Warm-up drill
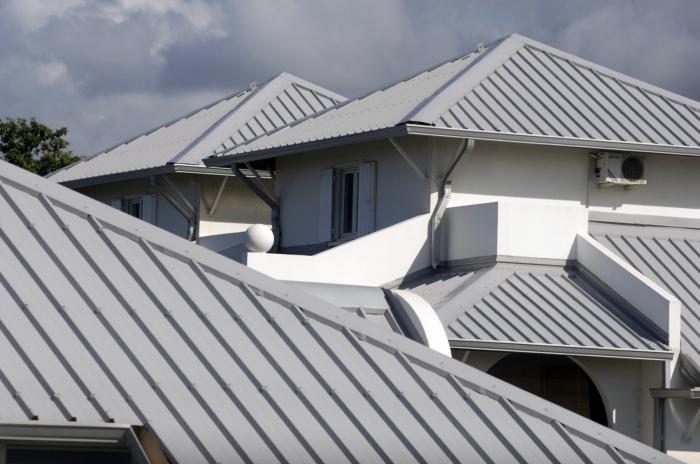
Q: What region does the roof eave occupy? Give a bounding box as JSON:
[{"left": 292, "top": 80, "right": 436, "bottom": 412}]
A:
[
  {"left": 204, "top": 125, "right": 410, "bottom": 166},
  {"left": 449, "top": 339, "right": 673, "bottom": 361},
  {"left": 205, "top": 123, "right": 700, "bottom": 167},
  {"left": 406, "top": 125, "right": 700, "bottom": 157},
  {"left": 58, "top": 165, "right": 236, "bottom": 189}
]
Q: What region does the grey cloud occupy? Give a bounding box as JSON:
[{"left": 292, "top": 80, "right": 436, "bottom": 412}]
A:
[{"left": 0, "top": 0, "right": 697, "bottom": 156}]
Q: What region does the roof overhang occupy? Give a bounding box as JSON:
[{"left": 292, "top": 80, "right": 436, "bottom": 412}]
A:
[
  {"left": 58, "top": 164, "right": 268, "bottom": 189},
  {"left": 205, "top": 123, "right": 700, "bottom": 167},
  {"left": 0, "top": 421, "right": 148, "bottom": 463},
  {"left": 450, "top": 339, "right": 674, "bottom": 361}
]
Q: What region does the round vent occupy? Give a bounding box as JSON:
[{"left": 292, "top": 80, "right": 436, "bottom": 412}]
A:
[{"left": 621, "top": 156, "right": 644, "bottom": 180}]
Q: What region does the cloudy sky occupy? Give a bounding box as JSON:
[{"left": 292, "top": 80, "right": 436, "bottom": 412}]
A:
[{"left": 1, "top": 0, "right": 698, "bottom": 156}]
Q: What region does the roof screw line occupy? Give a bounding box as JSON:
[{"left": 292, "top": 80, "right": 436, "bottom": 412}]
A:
[
  {"left": 259, "top": 385, "right": 268, "bottom": 393},
  {"left": 328, "top": 388, "right": 335, "bottom": 396}
]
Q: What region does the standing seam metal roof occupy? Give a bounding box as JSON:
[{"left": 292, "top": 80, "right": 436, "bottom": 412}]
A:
[
  {"left": 591, "top": 221, "right": 700, "bottom": 383},
  {"left": 48, "top": 73, "right": 344, "bottom": 184},
  {"left": 0, "top": 160, "right": 677, "bottom": 463},
  {"left": 209, "top": 33, "right": 700, "bottom": 161},
  {"left": 401, "top": 262, "right": 669, "bottom": 359}
]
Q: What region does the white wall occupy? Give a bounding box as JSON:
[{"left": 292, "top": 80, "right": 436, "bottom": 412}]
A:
[
  {"left": 275, "top": 137, "right": 432, "bottom": 248},
  {"left": 78, "top": 175, "right": 191, "bottom": 238},
  {"left": 457, "top": 350, "right": 662, "bottom": 445},
  {"left": 197, "top": 175, "right": 271, "bottom": 253},
  {"left": 449, "top": 141, "right": 700, "bottom": 219}
]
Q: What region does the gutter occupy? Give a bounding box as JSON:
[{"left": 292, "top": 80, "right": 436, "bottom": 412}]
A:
[
  {"left": 450, "top": 339, "right": 674, "bottom": 361},
  {"left": 59, "top": 165, "right": 239, "bottom": 189},
  {"left": 204, "top": 123, "right": 700, "bottom": 167}
]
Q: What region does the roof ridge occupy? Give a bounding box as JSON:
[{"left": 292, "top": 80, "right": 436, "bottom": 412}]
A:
[
  {"left": 78, "top": 87, "right": 255, "bottom": 164},
  {"left": 400, "top": 35, "right": 523, "bottom": 124},
  {"left": 177, "top": 72, "right": 346, "bottom": 163},
  {"left": 210, "top": 41, "right": 494, "bottom": 160},
  {"left": 168, "top": 73, "right": 284, "bottom": 165}
]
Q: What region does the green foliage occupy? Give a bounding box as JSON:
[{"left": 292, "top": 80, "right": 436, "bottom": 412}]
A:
[{"left": 0, "top": 117, "right": 81, "bottom": 176}]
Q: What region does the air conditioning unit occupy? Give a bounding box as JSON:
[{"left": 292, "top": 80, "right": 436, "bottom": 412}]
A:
[{"left": 594, "top": 152, "right": 647, "bottom": 186}]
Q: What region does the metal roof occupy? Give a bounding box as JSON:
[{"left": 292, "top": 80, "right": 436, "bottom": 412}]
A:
[
  {"left": 207, "top": 33, "right": 700, "bottom": 165},
  {"left": 48, "top": 73, "right": 344, "bottom": 185},
  {"left": 401, "top": 262, "right": 671, "bottom": 360},
  {"left": 591, "top": 219, "right": 700, "bottom": 383},
  {"left": 0, "top": 160, "right": 676, "bottom": 463}
]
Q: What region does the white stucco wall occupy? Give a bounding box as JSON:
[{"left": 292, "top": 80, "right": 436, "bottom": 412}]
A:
[
  {"left": 457, "top": 350, "right": 663, "bottom": 446},
  {"left": 449, "top": 141, "right": 700, "bottom": 219},
  {"left": 78, "top": 175, "right": 192, "bottom": 238},
  {"left": 275, "top": 137, "right": 432, "bottom": 248},
  {"left": 197, "top": 175, "right": 271, "bottom": 253}
]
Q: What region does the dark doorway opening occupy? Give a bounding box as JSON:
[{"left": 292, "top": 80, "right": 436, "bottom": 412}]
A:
[{"left": 488, "top": 353, "right": 608, "bottom": 426}]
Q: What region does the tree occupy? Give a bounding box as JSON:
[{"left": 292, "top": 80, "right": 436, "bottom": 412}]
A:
[{"left": 0, "top": 117, "right": 81, "bottom": 176}]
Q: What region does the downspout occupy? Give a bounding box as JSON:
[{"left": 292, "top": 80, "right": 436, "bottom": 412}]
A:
[
  {"left": 231, "top": 164, "right": 281, "bottom": 252},
  {"left": 429, "top": 138, "right": 474, "bottom": 269}
]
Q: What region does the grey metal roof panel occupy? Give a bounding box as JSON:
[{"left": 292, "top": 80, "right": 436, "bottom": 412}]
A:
[
  {"left": 49, "top": 73, "right": 344, "bottom": 184},
  {"left": 401, "top": 262, "right": 670, "bottom": 359},
  {"left": 209, "top": 33, "right": 700, "bottom": 163},
  {"left": 0, "top": 160, "right": 676, "bottom": 463},
  {"left": 590, "top": 220, "right": 700, "bottom": 383}
]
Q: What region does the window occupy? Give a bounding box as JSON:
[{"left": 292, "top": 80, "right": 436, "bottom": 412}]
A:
[
  {"left": 126, "top": 197, "right": 143, "bottom": 219},
  {"left": 319, "top": 162, "right": 375, "bottom": 242},
  {"left": 111, "top": 194, "right": 156, "bottom": 224},
  {"left": 336, "top": 167, "right": 359, "bottom": 237}
]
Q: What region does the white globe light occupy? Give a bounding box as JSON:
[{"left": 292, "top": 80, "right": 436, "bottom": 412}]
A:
[{"left": 244, "top": 224, "right": 274, "bottom": 253}]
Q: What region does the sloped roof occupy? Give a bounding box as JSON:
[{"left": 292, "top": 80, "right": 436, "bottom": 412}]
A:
[
  {"left": 401, "top": 262, "right": 670, "bottom": 360},
  {"left": 0, "top": 160, "right": 676, "bottom": 463},
  {"left": 207, "top": 33, "right": 700, "bottom": 165},
  {"left": 591, "top": 218, "right": 700, "bottom": 384},
  {"left": 49, "top": 73, "right": 344, "bottom": 186}
]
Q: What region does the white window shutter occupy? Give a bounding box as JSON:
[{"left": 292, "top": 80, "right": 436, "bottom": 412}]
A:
[
  {"left": 111, "top": 198, "right": 122, "bottom": 211},
  {"left": 142, "top": 194, "right": 156, "bottom": 224},
  {"left": 357, "top": 161, "right": 376, "bottom": 235},
  {"left": 318, "top": 168, "right": 333, "bottom": 242}
]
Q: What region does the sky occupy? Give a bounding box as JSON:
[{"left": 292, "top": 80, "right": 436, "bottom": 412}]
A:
[{"left": 1, "top": 0, "right": 698, "bottom": 156}]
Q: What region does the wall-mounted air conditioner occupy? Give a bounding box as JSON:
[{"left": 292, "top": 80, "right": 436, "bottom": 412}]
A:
[{"left": 594, "top": 152, "right": 647, "bottom": 186}]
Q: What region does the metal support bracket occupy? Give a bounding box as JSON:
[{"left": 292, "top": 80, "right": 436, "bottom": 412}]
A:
[
  {"left": 389, "top": 138, "right": 428, "bottom": 183},
  {"left": 232, "top": 164, "right": 281, "bottom": 252},
  {"left": 207, "top": 176, "right": 228, "bottom": 216},
  {"left": 150, "top": 176, "right": 197, "bottom": 241},
  {"left": 685, "top": 406, "right": 700, "bottom": 442}
]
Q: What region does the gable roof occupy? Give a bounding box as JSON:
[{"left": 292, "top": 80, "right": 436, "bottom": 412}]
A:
[
  {"left": 206, "top": 33, "right": 700, "bottom": 166},
  {"left": 49, "top": 73, "right": 345, "bottom": 187},
  {"left": 590, "top": 217, "right": 700, "bottom": 384},
  {"left": 0, "top": 159, "right": 676, "bottom": 463},
  {"left": 400, "top": 261, "right": 670, "bottom": 361}
]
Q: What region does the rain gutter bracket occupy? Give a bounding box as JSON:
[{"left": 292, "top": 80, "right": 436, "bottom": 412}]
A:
[{"left": 232, "top": 164, "right": 281, "bottom": 252}]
